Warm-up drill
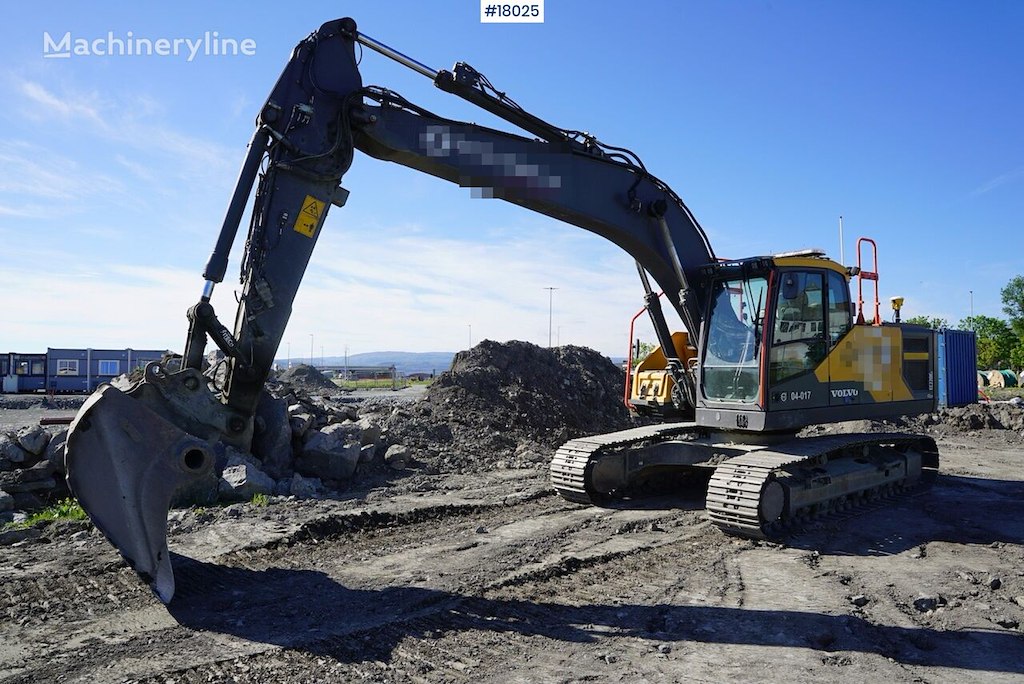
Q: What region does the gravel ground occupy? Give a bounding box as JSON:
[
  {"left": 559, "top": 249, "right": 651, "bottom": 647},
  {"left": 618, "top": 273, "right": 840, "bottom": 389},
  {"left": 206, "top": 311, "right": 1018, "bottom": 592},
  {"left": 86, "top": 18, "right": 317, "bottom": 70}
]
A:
[{"left": 1, "top": 420, "right": 1022, "bottom": 682}]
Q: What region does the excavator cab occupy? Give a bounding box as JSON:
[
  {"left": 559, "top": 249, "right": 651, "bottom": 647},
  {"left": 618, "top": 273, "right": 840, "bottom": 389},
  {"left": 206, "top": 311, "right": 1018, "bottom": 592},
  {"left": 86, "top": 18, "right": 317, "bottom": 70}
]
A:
[{"left": 694, "top": 250, "right": 936, "bottom": 433}]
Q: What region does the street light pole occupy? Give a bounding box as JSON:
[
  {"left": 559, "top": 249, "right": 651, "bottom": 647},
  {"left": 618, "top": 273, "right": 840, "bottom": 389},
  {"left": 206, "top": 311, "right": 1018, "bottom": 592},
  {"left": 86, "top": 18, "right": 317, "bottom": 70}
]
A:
[
  {"left": 545, "top": 287, "right": 558, "bottom": 348},
  {"left": 309, "top": 334, "right": 314, "bottom": 367},
  {"left": 468, "top": 324, "right": 472, "bottom": 349},
  {"left": 287, "top": 342, "right": 291, "bottom": 369}
]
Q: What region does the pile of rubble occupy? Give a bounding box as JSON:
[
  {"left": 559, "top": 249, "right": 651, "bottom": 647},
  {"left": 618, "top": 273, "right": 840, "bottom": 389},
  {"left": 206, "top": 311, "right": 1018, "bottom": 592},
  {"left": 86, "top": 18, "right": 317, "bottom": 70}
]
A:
[
  {"left": 0, "top": 426, "right": 69, "bottom": 516},
  {"left": 1, "top": 342, "right": 632, "bottom": 520},
  {"left": 381, "top": 340, "right": 633, "bottom": 473}
]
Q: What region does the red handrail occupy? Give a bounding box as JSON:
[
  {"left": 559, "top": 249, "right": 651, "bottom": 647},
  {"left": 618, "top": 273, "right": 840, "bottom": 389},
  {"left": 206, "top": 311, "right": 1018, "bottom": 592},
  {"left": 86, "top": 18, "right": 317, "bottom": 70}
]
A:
[
  {"left": 856, "top": 237, "right": 881, "bottom": 326},
  {"left": 623, "top": 293, "right": 664, "bottom": 409}
]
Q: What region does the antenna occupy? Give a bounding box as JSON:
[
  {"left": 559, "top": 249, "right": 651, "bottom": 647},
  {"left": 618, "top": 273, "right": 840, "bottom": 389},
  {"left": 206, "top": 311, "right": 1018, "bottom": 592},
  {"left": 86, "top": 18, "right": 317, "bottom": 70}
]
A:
[{"left": 839, "top": 215, "right": 845, "bottom": 265}]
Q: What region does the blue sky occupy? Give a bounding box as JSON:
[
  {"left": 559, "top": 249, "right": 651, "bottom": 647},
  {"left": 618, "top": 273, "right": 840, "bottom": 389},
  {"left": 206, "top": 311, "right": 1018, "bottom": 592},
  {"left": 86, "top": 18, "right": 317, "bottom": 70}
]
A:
[{"left": 2, "top": 1, "right": 1021, "bottom": 358}]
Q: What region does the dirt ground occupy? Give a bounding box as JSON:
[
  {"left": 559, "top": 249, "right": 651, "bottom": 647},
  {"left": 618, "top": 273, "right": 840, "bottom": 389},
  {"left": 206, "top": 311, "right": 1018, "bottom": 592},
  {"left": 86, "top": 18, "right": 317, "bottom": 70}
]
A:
[{"left": 1, "top": 420, "right": 1023, "bottom": 683}]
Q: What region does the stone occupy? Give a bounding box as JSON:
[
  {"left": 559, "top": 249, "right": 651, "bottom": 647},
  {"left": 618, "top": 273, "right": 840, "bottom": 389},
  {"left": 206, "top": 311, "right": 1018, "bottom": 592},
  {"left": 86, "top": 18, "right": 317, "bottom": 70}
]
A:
[
  {"left": 384, "top": 444, "right": 411, "bottom": 471},
  {"left": 295, "top": 431, "right": 361, "bottom": 481},
  {"left": 289, "top": 473, "right": 324, "bottom": 499},
  {"left": 357, "top": 416, "right": 382, "bottom": 447},
  {"left": 849, "top": 595, "right": 870, "bottom": 608},
  {"left": 252, "top": 393, "right": 293, "bottom": 479},
  {"left": 321, "top": 422, "right": 362, "bottom": 443},
  {"left": 0, "top": 435, "right": 31, "bottom": 464},
  {"left": 0, "top": 490, "right": 13, "bottom": 512},
  {"left": 16, "top": 426, "right": 50, "bottom": 456},
  {"left": 0, "top": 460, "right": 58, "bottom": 493},
  {"left": 289, "top": 412, "right": 314, "bottom": 438},
  {"left": 988, "top": 576, "right": 1002, "bottom": 591},
  {"left": 359, "top": 443, "right": 377, "bottom": 464},
  {"left": 1013, "top": 596, "right": 1024, "bottom": 609},
  {"left": 913, "top": 595, "right": 945, "bottom": 612},
  {"left": 657, "top": 644, "right": 672, "bottom": 655},
  {"left": 44, "top": 429, "right": 69, "bottom": 475},
  {"left": 994, "top": 616, "right": 1020, "bottom": 629},
  {"left": 218, "top": 459, "right": 276, "bottom": 502}
]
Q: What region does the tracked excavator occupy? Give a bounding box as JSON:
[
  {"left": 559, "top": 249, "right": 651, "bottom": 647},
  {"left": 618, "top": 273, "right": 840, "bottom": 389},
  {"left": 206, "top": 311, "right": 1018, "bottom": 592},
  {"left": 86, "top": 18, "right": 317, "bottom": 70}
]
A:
[{"left": 65, "top": 18, "right": 939, "bottom": 603}]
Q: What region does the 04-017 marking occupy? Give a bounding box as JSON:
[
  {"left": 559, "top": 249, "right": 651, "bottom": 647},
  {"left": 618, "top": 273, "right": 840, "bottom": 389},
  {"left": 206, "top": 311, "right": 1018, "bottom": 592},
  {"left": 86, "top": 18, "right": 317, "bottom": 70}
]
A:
[{"left": 481, "top": 0, "right": 544, "bottom": 23}]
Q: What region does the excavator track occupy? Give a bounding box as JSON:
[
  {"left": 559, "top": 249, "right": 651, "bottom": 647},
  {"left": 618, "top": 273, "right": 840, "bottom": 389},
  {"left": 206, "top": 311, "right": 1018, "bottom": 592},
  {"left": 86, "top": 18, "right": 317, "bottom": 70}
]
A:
[
  {"left": 706, "top": 432, "right": 939, "bottom": 539},
  {"left": 550, "top": 422, "right": 700, "bottom": 504},
  {"left": 553, "top": 428, "right": 939, "bottom": 541}
]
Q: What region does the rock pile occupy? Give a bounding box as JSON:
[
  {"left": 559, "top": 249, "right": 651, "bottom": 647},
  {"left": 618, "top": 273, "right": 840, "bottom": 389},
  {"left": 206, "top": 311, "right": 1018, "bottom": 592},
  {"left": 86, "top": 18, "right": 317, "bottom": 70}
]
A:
[
  {"left": 0, "top": 425, "right": 70, "bottom": 515},
  {"left": 176, "top": 382, "right": 386, "bottom": 506},
  {"left": 1, "top": 341, "right": 633, "bottom": 520},
  {"left": 381, "top": 340, "right": 633, "bottom": 473}
]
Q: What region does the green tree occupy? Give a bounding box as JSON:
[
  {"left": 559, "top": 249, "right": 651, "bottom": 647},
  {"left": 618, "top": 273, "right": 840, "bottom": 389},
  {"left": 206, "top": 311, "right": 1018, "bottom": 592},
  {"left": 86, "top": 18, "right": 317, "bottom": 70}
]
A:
[
  {"left": 959, "top": 315, "right": 1016, "bottom": 368},
  {"left": 632, "top": 340, "right": 657, "bottom": 365},
  {"left": 1010, "top": 341, "right": 1024, "bottom": 371},
  {"left": 1002, "top": 275, "right": 1024, "bottom": 338},
  {"left": 904, "top": 315, "right": 949, "bottom": 329}
]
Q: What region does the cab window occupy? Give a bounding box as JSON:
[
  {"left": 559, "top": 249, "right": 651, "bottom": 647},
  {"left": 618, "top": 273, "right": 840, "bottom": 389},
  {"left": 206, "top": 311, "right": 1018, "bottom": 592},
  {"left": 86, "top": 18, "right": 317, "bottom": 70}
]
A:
[
  {"left": 770, "top": 271, "right": 825, "bottom": 383},
  {"left": 827, "top": 270, "right": 852, "bottom": 343}
]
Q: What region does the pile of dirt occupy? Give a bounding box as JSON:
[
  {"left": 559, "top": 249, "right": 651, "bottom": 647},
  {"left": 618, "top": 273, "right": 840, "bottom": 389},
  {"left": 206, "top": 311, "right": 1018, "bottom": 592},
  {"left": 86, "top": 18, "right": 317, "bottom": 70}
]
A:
[
  {"left": 922, "top": 401, "right": 1024, "bottom": 434},
  {"left": 382, "top": 340, "right": 633, "bottom": 473},
  {"left": 276, "top": 363, "right": 338, "bottom": 391}
]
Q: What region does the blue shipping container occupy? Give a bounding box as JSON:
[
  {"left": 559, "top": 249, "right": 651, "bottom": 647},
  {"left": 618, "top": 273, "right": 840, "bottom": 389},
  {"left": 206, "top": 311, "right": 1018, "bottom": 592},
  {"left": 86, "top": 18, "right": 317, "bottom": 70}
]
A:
[{"left": 938, "top": 329, "right": 977, "bottom": 407}]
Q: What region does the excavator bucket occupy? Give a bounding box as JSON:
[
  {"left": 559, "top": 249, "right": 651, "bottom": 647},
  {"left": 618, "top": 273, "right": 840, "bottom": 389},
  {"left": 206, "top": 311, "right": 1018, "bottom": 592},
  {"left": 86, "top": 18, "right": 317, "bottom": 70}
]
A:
[{"left": 65, "top": 384, "right": 215, "bottom": 603}]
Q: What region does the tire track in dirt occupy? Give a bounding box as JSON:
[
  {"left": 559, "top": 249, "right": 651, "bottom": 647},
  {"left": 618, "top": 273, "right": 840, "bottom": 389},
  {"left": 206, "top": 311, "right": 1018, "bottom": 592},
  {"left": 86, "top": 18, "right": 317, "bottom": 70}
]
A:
[{"left": 2, "top": 476, "right": 707, "bottom": 683}]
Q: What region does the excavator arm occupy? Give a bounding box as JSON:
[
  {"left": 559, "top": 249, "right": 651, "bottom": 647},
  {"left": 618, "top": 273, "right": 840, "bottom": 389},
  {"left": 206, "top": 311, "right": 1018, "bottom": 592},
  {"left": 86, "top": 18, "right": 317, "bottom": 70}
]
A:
[{"left": 65, "top": 17, "right": 715, "bottom": 602}]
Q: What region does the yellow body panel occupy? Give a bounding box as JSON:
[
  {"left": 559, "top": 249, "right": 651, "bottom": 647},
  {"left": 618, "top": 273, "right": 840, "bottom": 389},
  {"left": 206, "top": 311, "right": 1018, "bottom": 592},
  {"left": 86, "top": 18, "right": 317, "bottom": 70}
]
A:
[
  {"left": 631, "top": 332, "right": 696, "bottom": 406},
  {"left": 814, "top": 325, "right": 915, "bottom": 402},
  {"left": 772, "top": 256, "right": 849, "bottom": 276}
]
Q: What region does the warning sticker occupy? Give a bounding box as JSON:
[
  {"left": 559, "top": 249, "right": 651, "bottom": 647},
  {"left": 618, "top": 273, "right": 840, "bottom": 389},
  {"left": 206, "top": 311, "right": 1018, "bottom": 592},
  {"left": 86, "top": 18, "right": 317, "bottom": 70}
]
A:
[{"left": 294, "top": 195, "right": 325, "bottom": 238}]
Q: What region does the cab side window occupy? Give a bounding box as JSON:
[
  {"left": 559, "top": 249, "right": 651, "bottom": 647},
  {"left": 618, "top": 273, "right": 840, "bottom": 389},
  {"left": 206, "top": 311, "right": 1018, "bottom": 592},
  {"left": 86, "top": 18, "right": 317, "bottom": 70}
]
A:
[
  {"left": 827, "top": 270, "right": 852, "bottom": 343},
  {"left": 770, "top": 271, "right": 825, "bottom": 382}
]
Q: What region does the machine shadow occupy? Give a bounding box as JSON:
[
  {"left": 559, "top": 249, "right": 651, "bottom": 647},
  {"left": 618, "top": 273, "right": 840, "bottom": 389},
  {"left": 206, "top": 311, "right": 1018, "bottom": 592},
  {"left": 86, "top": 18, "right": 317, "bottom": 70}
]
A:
[
  {"left": 166, "top": 553, "right": 1023, "bottom": 674},
  {"left": 778, "top": 473, "right": 1024, "bottom": 554}
]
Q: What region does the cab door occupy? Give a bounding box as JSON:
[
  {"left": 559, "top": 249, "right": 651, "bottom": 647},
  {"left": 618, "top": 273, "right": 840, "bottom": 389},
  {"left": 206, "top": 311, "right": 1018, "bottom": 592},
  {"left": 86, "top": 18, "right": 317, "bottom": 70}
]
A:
[
  {"left": 766, "top": 270, "right": 829, "bottom": 410},
  {"left": 823, "top": 269, "right": 863, "bottom": 406}
]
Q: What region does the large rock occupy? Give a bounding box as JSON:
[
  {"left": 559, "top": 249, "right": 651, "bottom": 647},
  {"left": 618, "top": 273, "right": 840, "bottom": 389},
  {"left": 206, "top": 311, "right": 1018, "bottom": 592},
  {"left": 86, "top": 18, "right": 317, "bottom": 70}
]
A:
[
  {"left": 16, "top": 426, "right": 50, "bottom": 456},
  {"left": 0, "top": 490, "right": 14, "bottom": 512},
  {"left": 0, "top": 434, "right": 31, "bottom": 465},
  {"left": 0, "top": 459, "right": 58, "bottom": 494},
  {"left": 384, "top": 444, "right": 410, "bottom": 471},
  {"left": 289, "top": 411, "right": 314, "bottom": 438},
  {"left": 288, "top": 473, "right": 324, "bottom": 499},
  {"left": 357, "top": 416, "right": 382, "bottom": 447},
  {"left": 252, "top": 393, "right": 293, "bottom": 479},
  {"left": 295, "top": 426, "right": 361, "bottom": 481},
  {"left": 218, "top": 456, "right": 276, "bottom": 502},
  {"left": 45, "top": 429, "right": 69, "bottom": 475}
]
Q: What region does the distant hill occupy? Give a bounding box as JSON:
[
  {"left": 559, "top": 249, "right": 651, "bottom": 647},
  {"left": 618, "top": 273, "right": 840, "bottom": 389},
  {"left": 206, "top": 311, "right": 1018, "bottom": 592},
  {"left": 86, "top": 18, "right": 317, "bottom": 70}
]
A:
[{"left": 275, "top": 351, "right": 455, "bottom": 376}]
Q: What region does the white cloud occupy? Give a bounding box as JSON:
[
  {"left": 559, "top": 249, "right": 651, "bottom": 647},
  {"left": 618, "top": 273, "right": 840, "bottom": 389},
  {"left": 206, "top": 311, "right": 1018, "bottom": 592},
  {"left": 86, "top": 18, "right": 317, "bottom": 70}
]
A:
[{"left": 970, "top": 165, "right": 1024, "bottom": 198}]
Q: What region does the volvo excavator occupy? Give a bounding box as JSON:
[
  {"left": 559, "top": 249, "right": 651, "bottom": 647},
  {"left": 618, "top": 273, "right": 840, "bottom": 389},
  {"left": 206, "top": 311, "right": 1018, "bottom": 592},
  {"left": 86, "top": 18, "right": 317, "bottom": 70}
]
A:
[{"left": 65, "top": 18, "right": 940, "bottom": 603}]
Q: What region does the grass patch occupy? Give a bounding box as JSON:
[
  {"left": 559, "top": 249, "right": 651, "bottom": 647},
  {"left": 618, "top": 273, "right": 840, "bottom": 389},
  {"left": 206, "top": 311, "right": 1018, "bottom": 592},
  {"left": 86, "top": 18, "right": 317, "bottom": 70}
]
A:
[
  {"left": 332, "top": 378, "right": 433, "bottom": 390},
  {"left": 982, "top": 387, "right": 1024, "bottom": 401},
  {"left": 2, "top": 497, "right": 87, "bottom": 531},
  {"left": 251, "top": 492, "right": 270, "bottom": 507}
]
